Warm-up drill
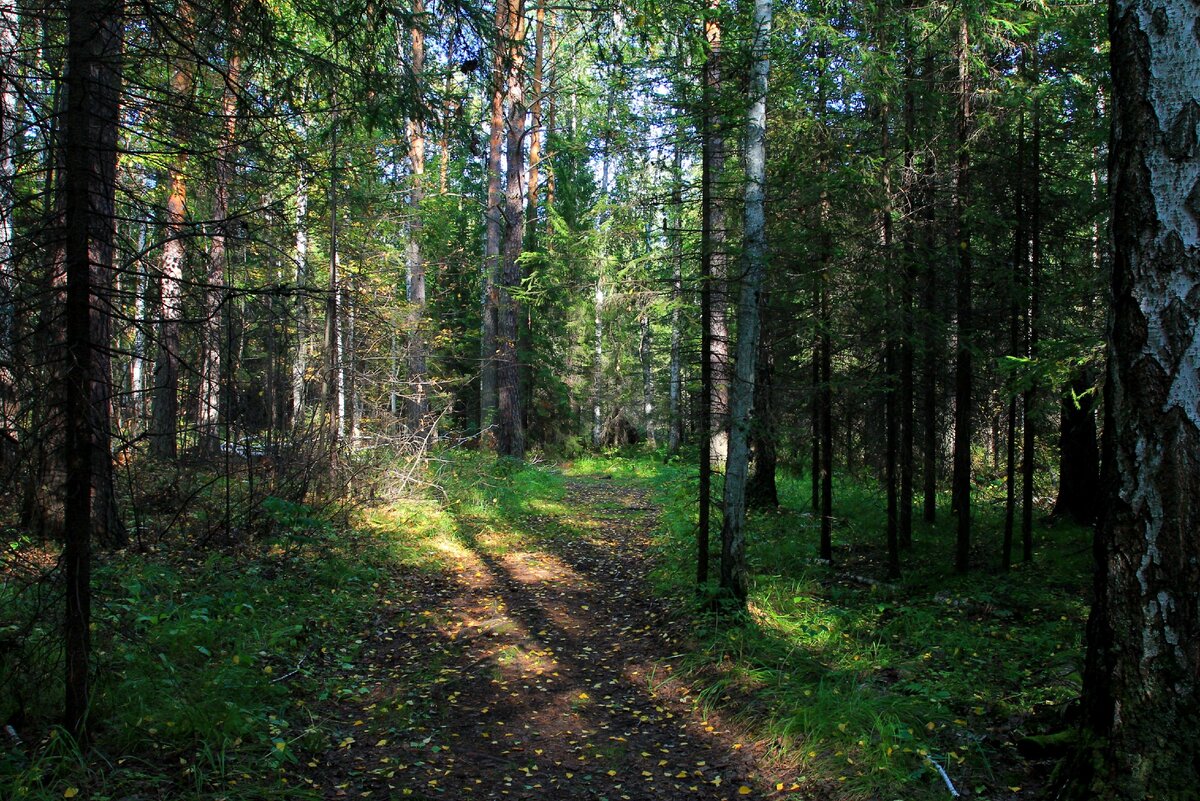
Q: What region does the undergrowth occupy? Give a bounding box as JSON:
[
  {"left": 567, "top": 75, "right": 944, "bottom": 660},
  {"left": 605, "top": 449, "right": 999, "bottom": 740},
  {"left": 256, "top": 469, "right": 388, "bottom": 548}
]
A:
[
  {"left": 595, "top": 449, "right": 1089, "bottom": 801},
  {"left": 1, "top": 448, "right": 1089, "bottom": 801}
]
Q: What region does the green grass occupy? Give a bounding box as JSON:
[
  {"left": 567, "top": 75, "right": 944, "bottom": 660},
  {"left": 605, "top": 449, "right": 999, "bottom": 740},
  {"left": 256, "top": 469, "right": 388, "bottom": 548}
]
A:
[
  {"left": 602, "top": 449, "right": 1090, "bottom": 801},
  {"left": 1, "top": 448, "right": 1089, "bottom": 801},
  {"left": 1, "top": 482, "right": 394, "bottom": 800}
]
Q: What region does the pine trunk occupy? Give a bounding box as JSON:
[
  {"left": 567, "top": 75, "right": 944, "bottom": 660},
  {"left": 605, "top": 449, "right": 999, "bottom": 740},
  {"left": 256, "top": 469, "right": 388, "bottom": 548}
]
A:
[
  {"left": 405, "top": 3, "right": 430, "bottom": 440},
  {"left": 151, "top": 2, "right": 194, "bottom": 459},
  {"left": 496, "top": 0, "right": 526, "bottom": 460}
]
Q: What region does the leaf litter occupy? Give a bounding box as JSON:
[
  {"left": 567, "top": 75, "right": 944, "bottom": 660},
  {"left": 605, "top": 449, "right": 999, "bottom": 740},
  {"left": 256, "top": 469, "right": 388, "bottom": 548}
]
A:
[{"left": 302, "top": 477, "right": 823, "bottom": 800}]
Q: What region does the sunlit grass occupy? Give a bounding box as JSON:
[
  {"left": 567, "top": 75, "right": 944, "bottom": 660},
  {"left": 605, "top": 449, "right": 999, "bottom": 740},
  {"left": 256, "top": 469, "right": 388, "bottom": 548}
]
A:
[{"left": 613, "top": 447, "right": 1091, "bottom": 800}]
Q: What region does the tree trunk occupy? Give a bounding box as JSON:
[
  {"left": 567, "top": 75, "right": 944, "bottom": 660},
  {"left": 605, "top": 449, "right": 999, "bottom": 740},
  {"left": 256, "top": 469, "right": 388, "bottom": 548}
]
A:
[
  {"left": 878, "top": 40, "right": 899, "bottom": 579},
  {"left": 496, "top": 0, "right": 526, "bottom": 460},
  {"left": 151, "top": 1, "right": 194, "bottom": 460},
  {"left": 951, "top": 12, "right": 972, "bottom": 574},
  {"left": 746, "top": 306, "right": 777, "bottom": 510},
  {"left": 199, "top": 47, "right": 240, "bottom": 453},
  {"left": 703, "top": 0, "right": 729, "bottom": 470},
  {"left": 1051, "top": 370, "right": 1099, "bottom": 525},
  {"left": 640, "top": 311, "right": 655, "bottom": 448},
  {"left": 1004, "top": 102, "right": 1028, "bottom": 572},
  {"left": 592, "top": 278, "right": 603, "bottom": 448},
  {"left": 405, "top": 2, "right": 430, "bottom": 439},
  {"left": 292, "top": 169, "right": 308, "bottom": 422},
  {"left": 899, "top": 20, "right": 915, "bottom": 550},
  {"left": 0, "top": 0, "right": 17, "bottom": 451},
  {"left": 667, "top": 137, "right": 683, "bottom": 455},
  {"left": 480, "top": 1, "right": 505, "bottom": 445},
  {"left": 1021, "top": 44, "right": 1042, "bottom": 563},
  {"left": 62, "top": 0, "right": 122, "bottom": 735},
  {"left": 325, "top": 67, "right": 342, "bottom": 461},
  {"left": 719, "top": 0, "right": 770, "bottom": 604},
  {"left": 1066, "top": 3, "right": 1200, "bottom": 796}
]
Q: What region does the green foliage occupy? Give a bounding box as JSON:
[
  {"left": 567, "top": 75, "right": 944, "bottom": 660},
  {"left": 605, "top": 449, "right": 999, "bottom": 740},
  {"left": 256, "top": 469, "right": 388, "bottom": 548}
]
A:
[
  {"left": 625, "top": 452, "right": 1089, "bottom": 800},
  {"left": 1, "top": 499, "right": 381, "bottom": 800}
]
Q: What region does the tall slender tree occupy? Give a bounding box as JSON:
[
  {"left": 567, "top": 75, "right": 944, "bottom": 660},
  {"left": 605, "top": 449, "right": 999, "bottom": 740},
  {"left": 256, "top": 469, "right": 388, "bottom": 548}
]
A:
[
  {"left": 496, "top": 0, "right": 527, "bottom": 459},
  {"left": 61, "top": 0, "right": 123, "bottom": 735},
  {"left": 719, "top": 0, "right": 771, "bottom": 605},
  {"left": 151, "top": 0, "right": 196, "bottom": 459},
  {"left": 951, "top": 11, "right": 973, "bottom": 573}
]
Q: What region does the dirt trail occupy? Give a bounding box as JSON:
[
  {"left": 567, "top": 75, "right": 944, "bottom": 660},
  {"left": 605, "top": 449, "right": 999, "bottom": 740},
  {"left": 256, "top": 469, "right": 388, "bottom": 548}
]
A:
[{"left": 309, "top": 476, "right": 797, "bottom": 800}]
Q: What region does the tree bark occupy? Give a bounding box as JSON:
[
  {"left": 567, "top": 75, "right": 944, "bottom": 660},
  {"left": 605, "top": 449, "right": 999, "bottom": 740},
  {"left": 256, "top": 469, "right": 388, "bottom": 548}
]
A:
[
  {"left": 667, "top": 137, "right": 683, "bottom": 455},
  {"left": 899, "top": 18, "right": 915, "bottom": 550},
  {"left": 480, "top": 0, "right": 505, "bottom": 444},
  {"left": 1066, "top": 3, "right": 1200, "bottom": 796},
  {"left": 951, "top": 12, "right": 972, "bottom": 574},
  {"left": 1004, "top": 102, "right": 1028, "bottom": 572},
  {"left": 405, "top": 1, "right": 430, "bottom": 439},
  {"left": 325, "top": 56, "right": 342, "bottom": 460},
  {"left": 496, "top": 0, "right": 526, "bottom": 459},
  {"left": 151, "top": 0, "right": 194, "bottom": 459},
  {"left": 639, "top": 311, "right": 655, "bottom": 448},
  {"left": 719, "top": 0, "right": 770, "bottom": 604},
  {"left": 746, "top": 307, "right": 777, "bottom": 510},
  {"left": 1021, "top": 43, "right": 1042, "bottom": 563},
  {"left": 0, "top": 0, "right": 17, "bottom": 450},
  {"left": 62, "top": 0, "right": 123, "bottom": 735},
  {"left": 199, "top": 47, "right": 240, "bottom": 453},
  {"left": 291, "top": 168, "right": 308, "bottom": 422},
  {"left": 703, "top": 0, "right": 729, "bottom": 469}
]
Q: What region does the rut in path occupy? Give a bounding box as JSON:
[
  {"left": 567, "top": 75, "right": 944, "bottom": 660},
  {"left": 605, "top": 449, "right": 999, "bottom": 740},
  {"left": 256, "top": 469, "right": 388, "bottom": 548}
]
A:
[{"left": 310, "top": 475, "right": 802, "bottom": 800}]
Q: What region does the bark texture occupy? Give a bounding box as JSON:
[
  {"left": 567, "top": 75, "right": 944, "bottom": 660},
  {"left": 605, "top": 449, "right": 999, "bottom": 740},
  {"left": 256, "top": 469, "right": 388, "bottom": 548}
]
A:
[
  {"left": 62, "top": 0, "right": 123, "bottom": 734},
  {"left": 496, "top": 0, "right": 526, "bottom": 459},
  {"left": 719, "top": 0, "right": 770, "bottom": 604},
  {"left": 1066, "top": 3, "right": 1200, "bottom": 797}
]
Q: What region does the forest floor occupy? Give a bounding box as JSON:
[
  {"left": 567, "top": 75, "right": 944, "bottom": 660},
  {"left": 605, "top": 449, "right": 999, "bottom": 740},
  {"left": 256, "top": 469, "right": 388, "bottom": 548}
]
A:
[
  {"left": 2, "top": 452, "right": 1090, "bottom": 801},
  {"left": 308, "top": 474, "right": 804, "bottom": 800}
]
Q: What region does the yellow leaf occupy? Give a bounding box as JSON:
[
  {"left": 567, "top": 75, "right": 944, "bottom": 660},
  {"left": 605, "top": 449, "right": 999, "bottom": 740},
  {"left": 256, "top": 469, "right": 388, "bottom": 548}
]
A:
[
  {"left": 375, "top": 739, "right": 388, "bottom": 747},
  {"left": 64, "top": 790, "right": 79, "bottom": 798},
  {"left": 925, "top": 721, "right": 936, "bottom": 730},
  {"left": 739, "top": 786, "right": 752, "bottom": 795},
  {"left": 1010, "top": 788, "right": 1022, "bottom": 793}
]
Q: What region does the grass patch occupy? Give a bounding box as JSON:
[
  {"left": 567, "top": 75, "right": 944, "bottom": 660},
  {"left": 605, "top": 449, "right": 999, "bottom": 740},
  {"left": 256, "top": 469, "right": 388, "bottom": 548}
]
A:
[
  {"left": 1, "top": 478, "right": 417, "bottom": 800},
  {"left": 583, "top": 449, "right": 1089, "bottom": 801}
]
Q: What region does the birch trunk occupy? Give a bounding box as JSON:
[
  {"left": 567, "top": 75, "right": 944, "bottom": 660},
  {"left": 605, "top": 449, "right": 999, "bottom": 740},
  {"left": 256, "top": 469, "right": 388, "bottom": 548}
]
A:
[
  {"left": 1066, "top": 2, "right": 1200, "bottom": 796},
  {"left": 718, "top": 0, "right": 770, "bottom": 604},
  {"left": 292, "top": 169, "right": 308, "bottom": 421}
]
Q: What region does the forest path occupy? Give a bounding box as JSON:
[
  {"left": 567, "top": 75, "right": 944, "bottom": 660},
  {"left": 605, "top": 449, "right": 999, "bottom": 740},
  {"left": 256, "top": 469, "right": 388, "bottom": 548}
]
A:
[{"left": 309, "top": 473, "right": 801, "bottom": 801}]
